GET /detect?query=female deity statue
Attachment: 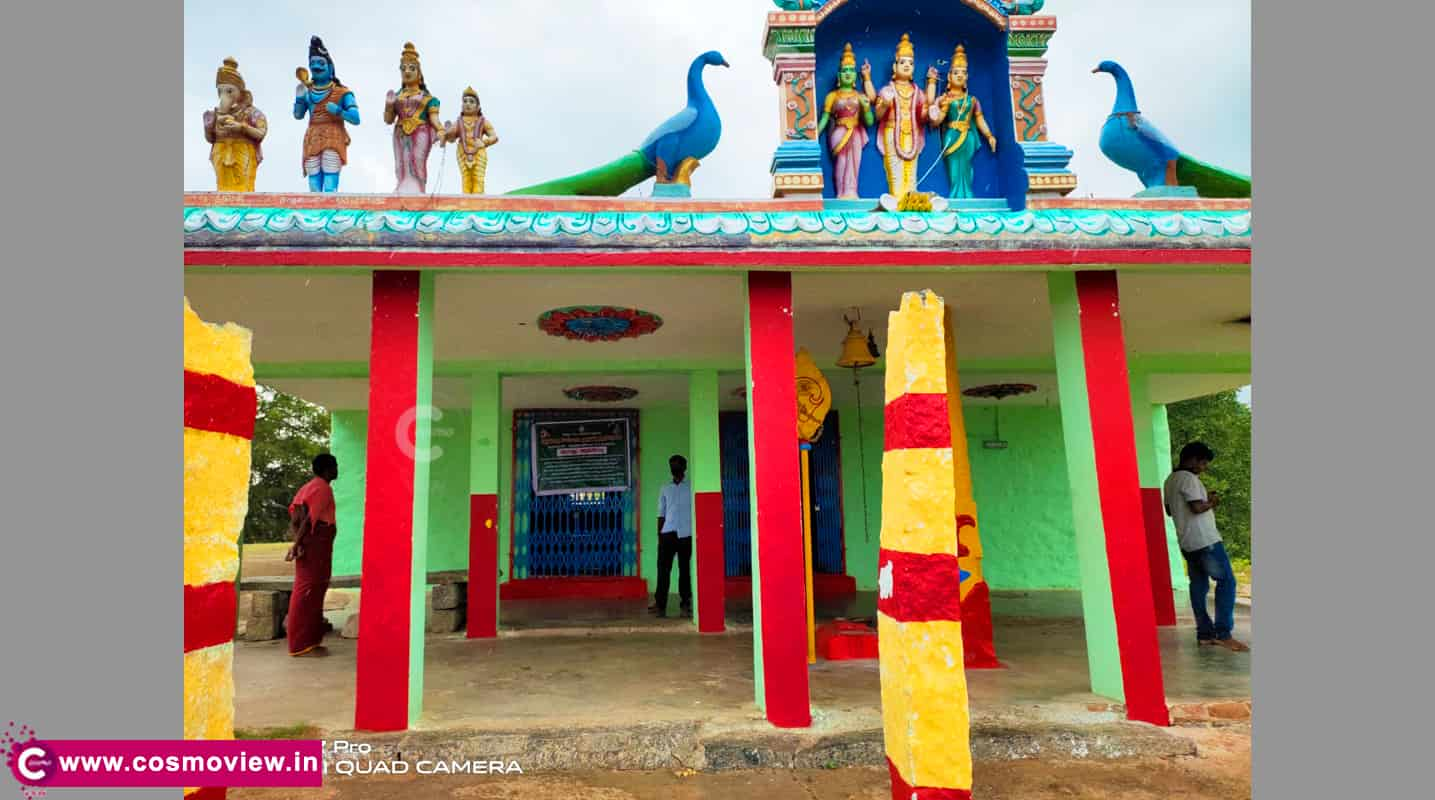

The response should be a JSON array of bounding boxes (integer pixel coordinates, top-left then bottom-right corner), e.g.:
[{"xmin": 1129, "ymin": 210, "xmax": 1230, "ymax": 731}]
[
  {"xmin": 862, "ymin": 34, "xmax": 939, "ymax": 199},
  {"xmin": 817, "ymin": 44, "xmax": 873, "ymax": 200},
  {"xmin": 293, "ymin": 36, "xmax": 360, "ymax": 193},
  {"xmin": 929, "ymin": 44, "xmax": 997, "ymax": 199},
  {"xmin": 202, "ymin": 58, "xmax": 267, "ymax": 192},
  {"xmin": 384, "ymin": 42, "xmax": 443, "ymax": 195},
  {"xmin": 441, "ymin": 87, "xmax": 500, "ymax": 195}
]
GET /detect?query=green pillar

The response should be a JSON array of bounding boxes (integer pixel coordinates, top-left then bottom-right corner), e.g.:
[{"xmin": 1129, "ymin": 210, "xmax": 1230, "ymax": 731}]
[
  {"xmin": 1151, "ymin": 404, "xmax": 1183, "ymax": 585},
  {"xmin": 467, "ymin": 371, "xmax": 502, "ymax": 637},
  {"xmin": 1048, "ymin": 273, "xmax": 1124, "ymax": 701},
  {"xmin": 408, "ymin": 272, "xmax": 436, "ymax": 724},
  {"xmin": 689, "ymin": 371, "xmax": 725, "ymax": 632}
]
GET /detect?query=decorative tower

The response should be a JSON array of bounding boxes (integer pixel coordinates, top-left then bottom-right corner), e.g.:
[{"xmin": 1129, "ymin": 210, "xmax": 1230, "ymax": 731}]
[
  {"xmin": 763, "ymin": 4, "xmax": 824, "ymax": 198},
  {"xmin": 1006, "ymin": 11, "xmax": 1078, "ymax": 196}
]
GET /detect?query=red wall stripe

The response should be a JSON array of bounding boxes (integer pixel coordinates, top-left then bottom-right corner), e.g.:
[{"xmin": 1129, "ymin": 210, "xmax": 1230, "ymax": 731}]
[
  {"xmin": 883, "ymin": 393, "xmax": 953, "ymax": 452},
  {"xmin": 183, "ymin": 371, "xmax": 256, "ymax": 440},
  {"xmin": 886, "ymin": 757, "xmax": 972, "ymax": 800},
  {"xmin": 467, "ymin": 494, "xmax": 499, "ymax": 639},
  {"xmin": 1074, "ymin": 271, "xmax": 1170, "ymax": 726},
  {"xmin": 185, "ymin": 247, "xmax": 1250, "ymax": 270},
  {"xmin": 354, "ymin": 271, "xmax": 420, "ymax": 732},
  {"xmin": 746, "ymin": 271, "xmax": 811, "ymax": 728},
  {"xmin": 876, "ymin": 549, "xmax": 963, "ymax": 623},
  {"xmin": 183, "ymin": 581, "xmax": 236, "ymax": 653},
  {"xmin": 1142, "ymin": 489, "xmax": 1178, "ymax": 626},
  {"xmin": 695, "ymin": 491, "xmax": 726, "ymax": 634}
]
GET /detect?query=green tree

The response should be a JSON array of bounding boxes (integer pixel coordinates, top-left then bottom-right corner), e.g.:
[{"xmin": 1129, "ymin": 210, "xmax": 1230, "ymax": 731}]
[
  {"xmin": 243, "ymin": 386, "xmax": 331, "ymax": 543},
  {"xmin": 1166, "ymin": 389, "xmax": 1252, "ymax": 561}
]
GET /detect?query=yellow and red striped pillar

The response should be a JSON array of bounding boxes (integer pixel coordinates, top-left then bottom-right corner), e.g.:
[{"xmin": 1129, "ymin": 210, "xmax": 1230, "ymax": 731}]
[
  {"xmin": 878, "ymin": 291, "xmax": 973, "ymax": 800},
  {"xmin": 182, "ymin": 298, "xmax": 257, "ymax": 800},
  {"xmin": 942, "ymin": 306, "xmax": 999, "ymax": 670}
]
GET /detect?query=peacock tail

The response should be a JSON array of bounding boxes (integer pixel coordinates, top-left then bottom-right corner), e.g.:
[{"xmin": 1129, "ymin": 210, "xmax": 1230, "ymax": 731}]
[
  {"xmin": 1175, "ymin": 155, "xmax": 1251, "ymax": 199},
  {"xmin": 506, "ymin": 151, "xmax": 656, "ymax": 197}
]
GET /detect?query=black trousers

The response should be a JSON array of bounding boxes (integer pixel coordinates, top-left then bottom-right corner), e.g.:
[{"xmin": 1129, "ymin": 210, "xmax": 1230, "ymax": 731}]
[{"xmin": 654, "ymin": 532, "xmax": 692, "ymax": 610}]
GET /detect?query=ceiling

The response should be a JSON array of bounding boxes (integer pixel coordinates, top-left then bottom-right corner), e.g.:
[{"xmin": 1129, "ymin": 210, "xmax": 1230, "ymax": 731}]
[{"xmin": 184, "ymin": 269, "xmax": 1249, "ymax": 411}]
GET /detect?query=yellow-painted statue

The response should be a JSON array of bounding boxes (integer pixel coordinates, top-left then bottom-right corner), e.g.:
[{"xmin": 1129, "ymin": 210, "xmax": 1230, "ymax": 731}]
[
  {"xmin": 203, "ymin": 58, "xmax": 267, "ymax": 192},
  {"xmin": 441, "ymin": 87, "xmax": 500, "ymax": 194},
  {"xmin": 863, "ymin": 34, "xmax": 937, "ymax": 199}
]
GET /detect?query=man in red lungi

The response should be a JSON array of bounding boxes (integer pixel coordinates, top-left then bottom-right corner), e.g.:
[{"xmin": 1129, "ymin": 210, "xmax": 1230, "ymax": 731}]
[{"xmin": 285, "ymin": 453, "xmax": 339, "ymax": 657}]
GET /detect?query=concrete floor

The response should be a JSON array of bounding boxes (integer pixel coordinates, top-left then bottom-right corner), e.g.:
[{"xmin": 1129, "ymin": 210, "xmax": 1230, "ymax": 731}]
[{"xmin": 235, "ymin": 591, "xmax": 1250, "ymax": 734}]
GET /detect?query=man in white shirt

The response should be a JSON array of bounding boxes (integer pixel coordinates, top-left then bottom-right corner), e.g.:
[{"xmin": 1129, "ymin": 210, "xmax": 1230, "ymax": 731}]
[
  {"xmin": 649, "ymin": 455, "xmax": 693, "ymax": 618},
  {"xmin": 1163, "ymin": 442, "xmax": 1249, "ymax": 652}
]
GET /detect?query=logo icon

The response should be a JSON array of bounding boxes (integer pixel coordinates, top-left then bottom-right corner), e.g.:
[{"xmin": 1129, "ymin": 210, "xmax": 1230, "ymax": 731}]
[{"xmin": 3, "ymin": 723, "xmax": 50, "ymax": 799}]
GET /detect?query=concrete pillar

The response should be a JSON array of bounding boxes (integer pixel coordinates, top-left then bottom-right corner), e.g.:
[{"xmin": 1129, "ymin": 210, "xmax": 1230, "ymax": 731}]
[
  {"xmin": 467, "ymin": 372, "xmax": 502, "ymax": 638},
  {"xmin": 1130, "ymin": 372, "xmax": 1177, "ymax": 626},
  {"xmin": 689, "ymin": 370, "xmax": 725, "ymax": 633},
  {"xmin": 1048, "ymin": 271, "xmax": 1169, "ymax": 726},
  {"xmin": 355, "ymin": 271, "xmax": 435, "ymax": 731},
  {"xmin": 744, "ymin": 271, "xmax": 811, "ymax": 728}
]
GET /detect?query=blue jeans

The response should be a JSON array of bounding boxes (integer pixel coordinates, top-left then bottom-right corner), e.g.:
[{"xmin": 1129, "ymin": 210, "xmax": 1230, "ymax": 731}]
[{"xmin": 1183, "ymin": 541, "xmax": 1237, "ymax": 641}]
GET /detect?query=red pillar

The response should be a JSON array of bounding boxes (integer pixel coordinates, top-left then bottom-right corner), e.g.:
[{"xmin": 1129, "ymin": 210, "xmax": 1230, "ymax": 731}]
[
  {"xmin": 467, "ymin": 494, "xmax": 499, "ymax": 638},
  {"xmin": 354, "ymin": 271, "xmax": 420, "ymax": 732},
  {"xmin": 746, "ymin": 271, "xmax": 811, "ymax": 728},
  {"xmin": 695, "ymin": 492, "xmax": 725, "ymax": 633},
  {"xmin": 1142, "ymin": 490, "xmax": 1178, "ymax": 626},
  {"xmin": 1075, "ymin": 271, "xmax": 1170, "ymax": 726}
]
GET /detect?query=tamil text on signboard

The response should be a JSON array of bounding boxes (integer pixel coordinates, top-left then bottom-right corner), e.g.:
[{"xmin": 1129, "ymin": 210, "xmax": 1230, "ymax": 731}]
[{"xmin": 532, "ymin": 418, "xmax": 632, "ymax": 496}]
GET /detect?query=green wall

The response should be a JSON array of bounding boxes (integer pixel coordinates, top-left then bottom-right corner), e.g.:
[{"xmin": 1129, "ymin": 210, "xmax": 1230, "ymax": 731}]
[
  {"xmin": 330, "ymin": 409, "xmax": 477, "ymax": 579},
  {"xmin": 839, "ymin": 401, "xmax": 1081, "ymax": 592},
  {"xmin": 333, "ymin": 398, "xmax": 1174, "ymax": 596}
]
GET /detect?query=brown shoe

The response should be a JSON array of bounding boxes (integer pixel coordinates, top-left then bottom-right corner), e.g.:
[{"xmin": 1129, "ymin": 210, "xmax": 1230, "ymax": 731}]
[
  {"xmin": 290, "ymin": 645, "xmax": 330, "ymax": 658},
  {"xmin": 1214, "ymin": 638, "xmax": 1249, "ymax": 652}
]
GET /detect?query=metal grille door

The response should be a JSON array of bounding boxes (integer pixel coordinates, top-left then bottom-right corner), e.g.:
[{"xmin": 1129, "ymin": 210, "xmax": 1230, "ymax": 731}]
[
  {"xmin": 512, "ymin": 410, "xmax": 639, "ymax": 579},
  {"xmin": 718, "ymin": 412, "xmax": 751, "ymax": 577},
  {"xmin": 718, "ymin": 411, "xmax": 846, "ymax": 577}
]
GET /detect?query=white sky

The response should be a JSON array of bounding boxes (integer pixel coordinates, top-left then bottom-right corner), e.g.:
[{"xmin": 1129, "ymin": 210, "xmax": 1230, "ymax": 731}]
[{"xmin": 184, "ymin": 0, "xmax": 1250, "ymax": 198}]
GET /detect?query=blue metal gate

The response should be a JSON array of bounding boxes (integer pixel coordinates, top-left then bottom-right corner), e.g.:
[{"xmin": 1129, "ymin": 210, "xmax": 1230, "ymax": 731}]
[
  {"xmin": 718, "ymin": 411, "xmax": 844, "ymax": 577},
  {"xmin": 512, "ymin": 410, "xmax": 639, "ymax": 579}
]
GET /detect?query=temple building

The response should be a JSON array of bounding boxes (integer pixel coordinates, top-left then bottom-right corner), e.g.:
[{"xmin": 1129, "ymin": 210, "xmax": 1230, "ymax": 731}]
[{"xmin": 185, "ymin": 0, "xmax": 1249, "ymax": 736}]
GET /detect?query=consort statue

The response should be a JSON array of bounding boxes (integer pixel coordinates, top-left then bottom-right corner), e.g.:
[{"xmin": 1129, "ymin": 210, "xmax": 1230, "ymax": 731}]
[
  {"xmin": 929, "ymin": 44, "xmax": 996, "ymax": 199},
  {"xmin": 384, "ymin": 42, "xmax": 443, "ymax": 195},
  {"xmin": 817, "ymin": 44, "xmax": 873, "ymax": 200}
]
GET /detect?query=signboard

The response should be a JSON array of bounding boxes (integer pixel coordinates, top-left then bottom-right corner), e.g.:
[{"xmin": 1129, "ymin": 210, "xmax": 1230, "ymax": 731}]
[{"xmin": 531, "ymin": 418, "xmax": 632, "ymax": 496}]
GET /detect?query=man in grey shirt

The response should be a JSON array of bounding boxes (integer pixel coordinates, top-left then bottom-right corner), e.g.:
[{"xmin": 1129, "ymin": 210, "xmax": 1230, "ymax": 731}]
[{"xmin": 1163, "ymin": 442, "xmax": 1249, "ymax": 652}]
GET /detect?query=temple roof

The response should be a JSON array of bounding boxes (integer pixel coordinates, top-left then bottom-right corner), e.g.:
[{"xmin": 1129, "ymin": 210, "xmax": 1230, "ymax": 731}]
[{"xmin": 183, "ymin": 194, "xmax": 1250, "ymax": 269}]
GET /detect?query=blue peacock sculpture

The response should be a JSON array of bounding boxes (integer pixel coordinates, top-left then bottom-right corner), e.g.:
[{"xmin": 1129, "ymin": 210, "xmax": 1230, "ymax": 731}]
[
  {"xmin": 1094, "ymin": 60, "xmax": 1250, "ymax": 198},
  {"xmin": 509, "ymin": 51, "xmax": 729, "ymax": 196}
]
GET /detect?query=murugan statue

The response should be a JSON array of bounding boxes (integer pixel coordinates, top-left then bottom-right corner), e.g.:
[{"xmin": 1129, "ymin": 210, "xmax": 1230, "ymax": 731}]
[
  {"xmin": 203, "ymin": 58, "xmax": 267, "ymax": 192},
  {"xmin": 930, "ymin": 44, "xmax": 996, "ymax": 199},
  {"xmin": 384, "ymin": 42, "xmax": 443, "ymax": 195},
  {"xmin": 817, "ymin": 44, "xmax": 873, "ymax": 200},
  {"xmin": 441, "ymin": 87, "xmax": 500, "ymax": 194},
  {"xmin": 293, "ymin": 36, "xmax": 360, "ymax": 193},
  {"xmin": 863, "ymin": 34, "xmax": 938, "ymax": 199}
]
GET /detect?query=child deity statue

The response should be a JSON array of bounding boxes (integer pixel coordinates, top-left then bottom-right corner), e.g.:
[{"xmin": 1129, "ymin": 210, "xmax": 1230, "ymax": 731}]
[
  {"xmin": 817, "ymin": 44, "xmax": 873, "ymax": 200},
  {"xmin": 441, "ymin": 87, "xmax": 499, "ymax": 194},
  {"xmin": 929, "ymin": 44, "xmax": 996, "ymax": 199},
  {"xmin": 293, "ymin": 36, "xmax": 360, "ymax": 193},
  {"xmin": 862, "ymin": 33, "xmax": 938, "ymax": 199},
  {"xmin": 203, "ymin": 58, "xmax": 267, "ymax": 192},
  {"xmin": 384, "ymin": 42, "xmax": 443, "ymax": 195}
]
